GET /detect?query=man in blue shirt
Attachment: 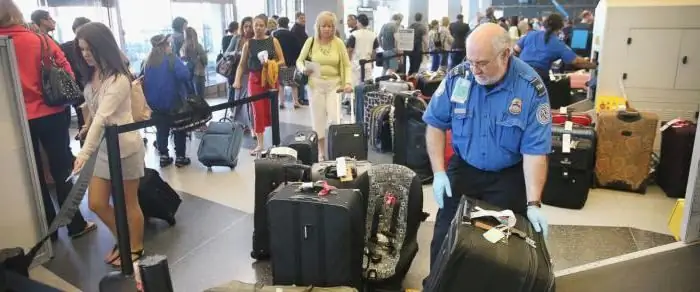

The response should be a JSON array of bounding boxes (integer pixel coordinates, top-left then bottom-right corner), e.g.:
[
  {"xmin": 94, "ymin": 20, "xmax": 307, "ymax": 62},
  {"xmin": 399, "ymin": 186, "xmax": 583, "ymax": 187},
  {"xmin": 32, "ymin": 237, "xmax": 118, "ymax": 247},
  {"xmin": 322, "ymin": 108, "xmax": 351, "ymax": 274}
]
[{"xmin": 423, "ymin": 23, "xmax": 551, "ymax": 270}]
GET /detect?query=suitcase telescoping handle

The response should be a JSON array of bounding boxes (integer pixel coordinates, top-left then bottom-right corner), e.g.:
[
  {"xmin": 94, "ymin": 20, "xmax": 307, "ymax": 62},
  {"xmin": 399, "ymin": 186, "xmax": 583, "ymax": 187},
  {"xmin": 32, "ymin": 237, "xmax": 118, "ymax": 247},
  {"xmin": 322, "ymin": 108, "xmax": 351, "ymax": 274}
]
[
  {"xmin": 335, "ymin": 88, "xmax": 355, "ymax": 125},
  {"xmin": 281, "ymin": 163, "xmax": 311, "ymax": 184}
]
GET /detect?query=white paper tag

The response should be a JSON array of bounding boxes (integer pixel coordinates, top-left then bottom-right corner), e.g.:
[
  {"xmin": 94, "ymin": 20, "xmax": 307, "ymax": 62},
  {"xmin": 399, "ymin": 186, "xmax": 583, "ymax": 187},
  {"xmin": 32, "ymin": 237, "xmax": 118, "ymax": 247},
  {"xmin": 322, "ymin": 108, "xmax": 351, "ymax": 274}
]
[
  {"xmin": 470, "ymin": 207, "xmax": 517, "ymax": 228},
  {"xmin": 336, "ymin": 157, "xmax": 347, "ymax": 177},
  {"xmin": 294, "ymin": 135, "xmax": 306, "ymax": 142},
  {"xmin": 483, "ymin": 228, "xmax": 506, "ymax": 244},
  {"xmin": 564, "ymin": 121, "xmax": 574, "ymax": 132},
  {"xmin": 559, "ymin": 107, "xmax": 567, "ymax": 114},
  {"xmin": 270, "ymin": 147, "xmax": 298, "ymax": 159},
  {"xmin": 562, "ymin": 133, "xmax": 572, "ymax": 153}
]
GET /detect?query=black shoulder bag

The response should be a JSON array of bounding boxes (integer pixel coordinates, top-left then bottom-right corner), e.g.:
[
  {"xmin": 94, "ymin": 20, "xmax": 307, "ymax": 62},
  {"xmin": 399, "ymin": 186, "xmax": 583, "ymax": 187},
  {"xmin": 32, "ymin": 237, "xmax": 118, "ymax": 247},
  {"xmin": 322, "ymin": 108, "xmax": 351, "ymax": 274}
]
[
  {"xmin": 293, "ymin": 37, "xmax": 315, "ymax": 86},
  {"xmin": 167, "ymin": 57, "xmax": 212, "ymax": 132},
  {"xmin": 37, "ymin": 33, "xmax": 83, "ymax": 106}
]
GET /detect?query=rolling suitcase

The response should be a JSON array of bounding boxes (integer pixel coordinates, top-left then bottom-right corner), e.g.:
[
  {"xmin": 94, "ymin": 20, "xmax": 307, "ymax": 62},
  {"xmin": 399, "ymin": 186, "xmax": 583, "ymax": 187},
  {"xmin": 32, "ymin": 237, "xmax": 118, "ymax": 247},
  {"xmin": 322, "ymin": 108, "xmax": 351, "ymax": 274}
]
[
  {"xmin": 548, "ymin": 75, "xmax": 572, "ymax": 110},
  {"xmin": 392, "ymin": 92, "xmax": 433, "ymax": 183},
  {"xmin": 416, "ymin": 71, "xmax": 445, "ymax": 97},
  {"xmin": 268, "ymin": 181, "xmax": 365, "ymax": 290},
  {"xmin": 197, "ymin": 121, "xmax": 244, "ymax": 169},
  {"xmin": 657, "ymin": 120, "xmax": 696, "ymax": 198},
  {"xmin": 139, "ymin": 168, "xmax": 181, "ymax": 226},
  {"xmin": 551, "ymin": 107, "xmax": 593, "ymax": 126},
  {"xmin": 595, "ymin": 110, "xmax": 658, "ymax": 193},
  {"xmin": 424, "ymin": 197, "xmax": 555, "ymax": 292},
  {"xmin": 354, "ymin": 81, "xmax": 380, "ymax": 126},
  {"xmin": 376, "ymin": 74, "xmax": 412, "ymax": 93},
  {"xmin": 369, "ymin": 104, "xmax": 393, "ymax": 152},
  {"xmin": 310, "ymin": 159, "xmax": 372, "ymax": 189},
  {"xmin": 542, "ymin": 124, "xmax": 596, "ymax": 209},
  {"xmin": 328, "ymin": 92, "xmax": 368, "ymax": 160},
  {"xmin": 363, "ymin": 91, "xmax": 394, "ymax": 136},
  {"xmin": 251, "ymin": 149, "xmax": 303, "ymax": 260},
  {"xmin": 283, "ymin": 130, "xmax": 319, "ymax": 166}
]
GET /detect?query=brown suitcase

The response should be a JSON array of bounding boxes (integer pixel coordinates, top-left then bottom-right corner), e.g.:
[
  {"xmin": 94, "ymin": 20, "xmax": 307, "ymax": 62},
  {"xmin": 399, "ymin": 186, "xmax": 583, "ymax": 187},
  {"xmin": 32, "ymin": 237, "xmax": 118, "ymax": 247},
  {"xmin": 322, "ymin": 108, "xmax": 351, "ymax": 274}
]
[{"xmin": 594, "ymin": 110, "xmax": 659, "ymax": 193}]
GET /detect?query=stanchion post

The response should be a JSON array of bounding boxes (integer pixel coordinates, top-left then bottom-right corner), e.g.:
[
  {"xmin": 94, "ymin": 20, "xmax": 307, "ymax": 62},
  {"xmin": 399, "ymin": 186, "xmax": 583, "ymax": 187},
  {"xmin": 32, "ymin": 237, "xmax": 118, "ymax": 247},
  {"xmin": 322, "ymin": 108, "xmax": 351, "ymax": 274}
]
[
  {"xmin": 105, "ymin": 124, "xmax": 134, "ymax": 275},
  {"xmin": 359, "ymin": 59, "xmax": 367, "ymax": 82},
  {"xmin": 269, "ymin": 90, "xmax": 281, "ymax": 146}
]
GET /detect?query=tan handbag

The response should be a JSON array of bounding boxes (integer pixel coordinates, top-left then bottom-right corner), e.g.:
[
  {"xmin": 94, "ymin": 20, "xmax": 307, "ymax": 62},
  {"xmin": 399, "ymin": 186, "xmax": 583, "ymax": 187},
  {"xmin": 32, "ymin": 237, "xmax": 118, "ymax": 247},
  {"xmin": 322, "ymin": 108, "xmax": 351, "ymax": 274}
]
[{"xmin": 130, "ymin": 78, "xmax": 151, "ymax": 122}]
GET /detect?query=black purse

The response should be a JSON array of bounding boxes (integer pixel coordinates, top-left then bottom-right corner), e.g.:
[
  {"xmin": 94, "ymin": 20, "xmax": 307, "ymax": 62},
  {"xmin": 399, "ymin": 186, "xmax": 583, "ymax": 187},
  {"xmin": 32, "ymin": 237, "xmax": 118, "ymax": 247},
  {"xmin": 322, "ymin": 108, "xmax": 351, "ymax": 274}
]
[
  {"xmin": 293, "ymin": 37, "xmax": 314, "ymax": 86},
  {"xmin": 36, "ymin": 33, "xmax": 82, "ymax": 107},
  {"xmin": 166, "ymin": 57, "xmax": 212, "ymax": 132}
]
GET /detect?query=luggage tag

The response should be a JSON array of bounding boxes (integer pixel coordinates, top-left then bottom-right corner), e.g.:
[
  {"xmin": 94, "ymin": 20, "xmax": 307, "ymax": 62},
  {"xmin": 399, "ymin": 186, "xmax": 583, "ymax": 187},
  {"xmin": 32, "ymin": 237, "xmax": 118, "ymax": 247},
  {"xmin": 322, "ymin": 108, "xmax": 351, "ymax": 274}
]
[
  {"xmin": 336, "ymin": 157, "xmax": 354, "ymax": 182},
  {"xmin": 483, "ymin": 227, "xmax": 507, "ymax": 244}
]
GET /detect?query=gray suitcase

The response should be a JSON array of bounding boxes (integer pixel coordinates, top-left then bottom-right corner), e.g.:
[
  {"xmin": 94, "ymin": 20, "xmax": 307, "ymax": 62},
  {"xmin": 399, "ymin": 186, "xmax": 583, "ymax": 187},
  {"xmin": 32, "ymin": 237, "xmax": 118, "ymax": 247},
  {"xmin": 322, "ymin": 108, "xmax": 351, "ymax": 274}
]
[{"xmin": 197, "ymin": 122, "xmax": 244, "ymax": 169}]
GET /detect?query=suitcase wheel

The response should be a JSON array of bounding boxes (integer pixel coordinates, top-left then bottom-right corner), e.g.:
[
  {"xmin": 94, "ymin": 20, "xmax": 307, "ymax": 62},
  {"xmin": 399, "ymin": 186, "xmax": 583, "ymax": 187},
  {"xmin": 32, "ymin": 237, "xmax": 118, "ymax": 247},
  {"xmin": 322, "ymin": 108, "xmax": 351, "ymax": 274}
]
[{"xmin": 250, "ymin": 250, "xmax": 270, "ymax": 260}]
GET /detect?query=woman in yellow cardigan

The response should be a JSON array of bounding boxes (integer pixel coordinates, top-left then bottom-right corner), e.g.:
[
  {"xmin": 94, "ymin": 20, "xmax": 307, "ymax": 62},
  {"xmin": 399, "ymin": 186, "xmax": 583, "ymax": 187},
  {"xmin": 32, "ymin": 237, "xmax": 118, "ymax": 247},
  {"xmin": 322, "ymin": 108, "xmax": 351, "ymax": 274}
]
[{"xmin": 296, "ymin": 11, "xmax": 353, "ymax": 161}]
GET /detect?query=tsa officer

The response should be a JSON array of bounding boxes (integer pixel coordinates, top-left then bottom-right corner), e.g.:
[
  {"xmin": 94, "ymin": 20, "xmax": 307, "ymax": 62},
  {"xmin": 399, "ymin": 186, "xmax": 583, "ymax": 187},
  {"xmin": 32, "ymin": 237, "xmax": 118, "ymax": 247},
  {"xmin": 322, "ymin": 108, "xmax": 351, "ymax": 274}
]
[
  {"xmin": 513, "ymin": 13, "xmax": 596, "ymax": 89},
  {"xmin": 422, "ymin": 23, "xmax": 551, "ymax": 269}
]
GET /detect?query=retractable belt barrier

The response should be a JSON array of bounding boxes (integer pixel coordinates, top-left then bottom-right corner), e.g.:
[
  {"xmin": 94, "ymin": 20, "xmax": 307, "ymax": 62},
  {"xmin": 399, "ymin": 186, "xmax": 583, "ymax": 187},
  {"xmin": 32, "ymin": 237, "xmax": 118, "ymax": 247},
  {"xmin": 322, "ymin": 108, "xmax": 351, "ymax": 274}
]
[
  {"xmin": 99, "ymin": 89, "xmax": 280, "ymax": 292},
  {"xmin": 358, "ymin": 49, "xmax": 466, "ymax": 82}
]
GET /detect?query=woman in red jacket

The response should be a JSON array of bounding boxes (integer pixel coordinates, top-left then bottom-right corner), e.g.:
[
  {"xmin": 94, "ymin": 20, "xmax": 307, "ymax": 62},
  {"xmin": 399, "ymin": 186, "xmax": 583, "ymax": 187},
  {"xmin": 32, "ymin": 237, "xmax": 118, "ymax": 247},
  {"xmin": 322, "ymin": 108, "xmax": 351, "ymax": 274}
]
[{"xmin": 0, "ymin": 0, "xmax": 96, "ymax": 240}]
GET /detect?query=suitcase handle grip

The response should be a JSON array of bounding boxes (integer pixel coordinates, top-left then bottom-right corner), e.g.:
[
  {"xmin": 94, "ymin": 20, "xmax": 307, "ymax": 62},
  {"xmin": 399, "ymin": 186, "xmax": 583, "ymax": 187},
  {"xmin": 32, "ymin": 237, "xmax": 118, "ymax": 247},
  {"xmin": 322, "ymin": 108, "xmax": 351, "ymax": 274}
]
[
  {"xmin": 282, "ymin": 163, "xmax": 311, "ymax": 183},
  {"xmin": 617, "ymin": 110, "xmax": 641, "ymax": 122}
]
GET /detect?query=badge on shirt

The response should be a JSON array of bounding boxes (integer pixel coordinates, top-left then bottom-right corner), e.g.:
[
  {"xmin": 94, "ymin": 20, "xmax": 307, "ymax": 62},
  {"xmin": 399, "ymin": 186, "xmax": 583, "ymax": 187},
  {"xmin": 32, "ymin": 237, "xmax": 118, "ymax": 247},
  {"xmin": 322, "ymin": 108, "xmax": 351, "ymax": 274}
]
[
  {"xmin": 453, "ymin": 107, "xmax": 467, "ymax": 115},
  {"xmin": 536, "ymin": 103, "xmax": 551, "ymax": 125},
  {"xmin": 450, "ymin": 78, "xmax": 471, "ymax": 104},
  {"xmin": 509, "ymin": 98, "xmax": 522, "ymax": 115}
]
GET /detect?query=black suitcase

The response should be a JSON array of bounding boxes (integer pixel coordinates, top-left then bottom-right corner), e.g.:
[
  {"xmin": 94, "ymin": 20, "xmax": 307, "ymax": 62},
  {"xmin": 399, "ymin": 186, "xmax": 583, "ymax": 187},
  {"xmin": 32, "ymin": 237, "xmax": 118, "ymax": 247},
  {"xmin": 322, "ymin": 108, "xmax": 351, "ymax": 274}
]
[
  {"xmin": 425, "ymin": 197, "xmax": 555, "ymax": 292},
  {"xmin": 392, "ymin": 93, "xmax": 433, "ymax": 183},
  {"xmin": 327, "ymin": 124, "xmax": 368, "ymax": 160},
  {"xmin": 251, "ymin": 152, "xmax": 303, "ymax": 260},
  {"xmin": 139, "ymin": 168, "xmax": 182, "ymax": 226},
  {"xmin": 548, "ymin": 75, "xmax": 572, "ymax": 110},
  {"xmin": 283, "ymin": 130, "xmax": 319, "ymax": 166},
  {"xmin": 542, "ymin": 125, "xmax": 596, "ymax": 209},
  {"xmin": 369, "ymin": 104, "xmax": 393, "ymax": 153},
  {"xmin": 657, "ymin": 121, "xmax": 696, "ymax": 198},
  {"xmin": 268, "ymin": 183, "xmax": 365, "ymax": 290}
]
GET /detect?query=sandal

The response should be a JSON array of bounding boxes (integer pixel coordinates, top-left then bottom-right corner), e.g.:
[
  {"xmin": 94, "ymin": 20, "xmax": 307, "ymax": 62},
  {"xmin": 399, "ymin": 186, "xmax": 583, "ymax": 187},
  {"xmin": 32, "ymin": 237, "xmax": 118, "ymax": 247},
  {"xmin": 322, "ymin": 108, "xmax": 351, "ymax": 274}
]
[
  {"xmin": 104, "ymin": 245, "xmax": 119, "ymax": 264},
  {"xmin": 110, "ymin": 249, "xmax": 145, "ymax": 268},
  {"xmin": 70, "ymin": 222, "xmax": 97, "ymax": 239},
  {"xmin": 249, "ymin": 147, "xmax": 263, "ymax": 156}
]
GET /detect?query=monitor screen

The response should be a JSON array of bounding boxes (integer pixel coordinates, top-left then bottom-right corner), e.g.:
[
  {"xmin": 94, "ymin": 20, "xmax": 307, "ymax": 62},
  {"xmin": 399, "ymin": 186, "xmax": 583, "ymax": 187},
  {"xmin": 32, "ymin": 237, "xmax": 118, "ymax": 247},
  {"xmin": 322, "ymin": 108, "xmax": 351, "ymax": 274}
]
[{"xmin": 571, "ymin": 29, "xmax": 590, "ymax": 50}]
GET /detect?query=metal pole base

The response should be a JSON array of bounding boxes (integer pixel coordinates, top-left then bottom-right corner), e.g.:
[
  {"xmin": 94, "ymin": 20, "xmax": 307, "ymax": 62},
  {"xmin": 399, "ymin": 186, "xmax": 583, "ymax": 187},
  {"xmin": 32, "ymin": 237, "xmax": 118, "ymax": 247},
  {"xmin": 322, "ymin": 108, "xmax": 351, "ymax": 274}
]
[{"xmin": 99, "ymin": 271, "xmax": 138, "ymax": 292}]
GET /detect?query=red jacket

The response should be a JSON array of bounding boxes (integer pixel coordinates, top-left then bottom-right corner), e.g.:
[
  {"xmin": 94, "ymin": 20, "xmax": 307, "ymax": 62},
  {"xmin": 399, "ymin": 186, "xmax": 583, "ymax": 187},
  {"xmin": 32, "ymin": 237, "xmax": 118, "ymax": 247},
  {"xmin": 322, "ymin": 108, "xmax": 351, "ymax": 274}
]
[{"xmin": 0, "ymin": 25, "xmax": 74, "ymax": 120}]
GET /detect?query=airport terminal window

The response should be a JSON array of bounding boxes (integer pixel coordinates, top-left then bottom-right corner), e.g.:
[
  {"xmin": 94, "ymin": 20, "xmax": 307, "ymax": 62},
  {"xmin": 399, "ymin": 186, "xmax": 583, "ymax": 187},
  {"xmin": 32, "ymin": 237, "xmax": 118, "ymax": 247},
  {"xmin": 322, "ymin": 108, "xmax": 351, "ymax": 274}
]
[
  {"xmin": 428, "ymin": 0, "xmax": 448, "ymax": 24},
  {"xmin": 14, "ymin": 0, "xmax": 40, "ymax": 20},
  {"xmin": 236, "ymin": 0, "xmax": 265, "ymax": 21},
  {"xmin": 48, "ymin": 5, "xmax": 110, "ymax": 43},
  {"xmin": 118, "ymin": 0, "xmax": 173, "ymax": 73}
]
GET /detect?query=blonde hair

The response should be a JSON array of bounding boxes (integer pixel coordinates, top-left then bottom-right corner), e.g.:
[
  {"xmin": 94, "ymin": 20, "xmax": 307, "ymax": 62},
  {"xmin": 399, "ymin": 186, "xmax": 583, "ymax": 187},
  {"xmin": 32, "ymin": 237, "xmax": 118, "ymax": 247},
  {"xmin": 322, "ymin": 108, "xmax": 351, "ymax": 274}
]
[
  {"xmin": 314, "ymin": 11, "xmax": 337, "ymax": 39},
  {"xmin": 440, "ymin": 16, "xmax": 450, "ymax": 27},
  {"xmin": 267, "ymin": 18, "xmax": 278, "ymax": 30},
  {"xmin": 0, "ymin": 0, "xmax": 25, "ymax": 28}
]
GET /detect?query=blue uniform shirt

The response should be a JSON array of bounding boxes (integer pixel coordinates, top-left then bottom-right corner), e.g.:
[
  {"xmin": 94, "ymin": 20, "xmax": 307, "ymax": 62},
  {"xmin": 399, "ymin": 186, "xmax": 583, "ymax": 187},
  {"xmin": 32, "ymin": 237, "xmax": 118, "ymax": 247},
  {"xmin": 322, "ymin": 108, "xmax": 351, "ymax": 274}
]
[
  {"xmin": 423, "ymin": 57, "xmax": 552, "ymax": 172},
  {"xmin": 517, "ymin": 30, "xmax": 577, "ymax": 72}
]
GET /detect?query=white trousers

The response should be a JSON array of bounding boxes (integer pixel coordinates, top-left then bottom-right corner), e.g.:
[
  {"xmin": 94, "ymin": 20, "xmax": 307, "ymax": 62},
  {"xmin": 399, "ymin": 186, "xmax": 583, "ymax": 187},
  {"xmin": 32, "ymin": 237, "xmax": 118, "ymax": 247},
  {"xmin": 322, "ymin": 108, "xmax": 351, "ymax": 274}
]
[{"xmin": 309, "ymin": 77, "xmax": 340, "ymax": 140}]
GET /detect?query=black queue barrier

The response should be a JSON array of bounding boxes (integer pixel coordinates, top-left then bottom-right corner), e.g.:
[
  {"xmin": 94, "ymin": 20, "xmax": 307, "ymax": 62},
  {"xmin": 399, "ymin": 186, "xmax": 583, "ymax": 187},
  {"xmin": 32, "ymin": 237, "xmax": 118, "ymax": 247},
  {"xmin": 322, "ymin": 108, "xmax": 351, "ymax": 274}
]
[
  {"xmin": 99, "ymin": 90, "xmax": 280, "ymax": 292},
  {"xmin": 358, "ymin": 49, "xmax": 466, "ymax": 82}
]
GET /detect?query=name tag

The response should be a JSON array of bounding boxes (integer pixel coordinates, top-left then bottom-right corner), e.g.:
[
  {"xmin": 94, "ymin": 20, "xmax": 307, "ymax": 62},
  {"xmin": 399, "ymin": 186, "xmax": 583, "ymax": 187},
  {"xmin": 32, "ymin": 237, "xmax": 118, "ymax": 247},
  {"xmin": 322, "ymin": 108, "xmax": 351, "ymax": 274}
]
[
  {"xmin": 450, "ymin": 78, "xmax": 471, "ymax": 104},
  {"xmin": 454, "ymin": 107, "xmax": 467, "ymax": 115}
]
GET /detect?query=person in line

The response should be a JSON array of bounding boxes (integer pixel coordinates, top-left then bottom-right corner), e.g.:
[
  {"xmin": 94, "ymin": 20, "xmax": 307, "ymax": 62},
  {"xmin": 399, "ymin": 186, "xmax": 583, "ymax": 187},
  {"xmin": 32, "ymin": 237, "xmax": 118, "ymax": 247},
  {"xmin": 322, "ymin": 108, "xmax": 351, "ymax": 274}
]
[
  {"xmin": 422, "ymin": 23, "xmax": 551, "ymax": 276},
  {"xmin": 225, "ymin": 16, "xmax": 254, "ymax": 132},
  {"xmin": 448, "ymin": 14, "xmax": 470, "ymax": 69},
  {"xmin": 143, "ymin": 34, "xmax": 193, "ymax": 168},
  {"xmin": 233, "ymin": 14, "xmax": 286, "ymax": 155},
  {"xmin": 273, "ymin": 16, "xmax": 303, "ymax": 109},
  {"xmin": 508, "ymin": 16, "xmax": 521, "ymax": 40},
  {"xmin": 346, "ymin": 14, "xmax": 358, "ymax": 34},
  {"xmin": 378, "ymin": 13, "xmax": 403, "ymax": 75},
  {"xmin": 427, "ymin": 19, "xmax": 442, "ymax": 71},
  {"xmin": 221, "ymin": 21, "xmax": 238, "ymax": 59},
  {"xmin": 182, "ymin": 27, "xmax": 208, "ymax": 99},
  {"xmin": 513, "ymin": 13, "xmax": 596, "ymax": 89},
  {"xmin": 60, "ymin": 17, "xmax": 92, "ymax": 145},
  {"xmin": 266, "ymin": 17, "xmax": 278, "ymax": 36},
  {"xmin": 296, "ymin": 11, "xmax": 353, "ymax": 161},
  {"xmin": 407, "ymin": 13, "xmax": 427, "ymax": 75},
  {"xmin": 517, "ymin": 19, "xmax": 531, "ymax": 37},
  {"xmin": 30, "ymin": 9, "xmax": 55, "ymax": 37},
  {"xmin": 480, "ymin": 7, "xmax": 498, "ymax": 25},
  {"xmin": 578, "ymin": 10, "xmax": 594, "ymax": 29},
  {"xmin": 291, "ymin": 12, "xmax": 309, "ymax": 105},
  {"xmin": 72, "ymin": 22, "xmax": 146, "ymax": 267},
  {"xmin": 0, "ymin": 0, "xmax": 96, "ymax": 242},
  {"xmin": 171, "ymin": 17, "xmax": 188, "ymax": 58},
  {"xmin": 346, "ymin": 13, "xmax": 378, "ymax": 85},
  {"xmin": 438, "ymin": 17, "xmax": 453, "ymax": 69}
]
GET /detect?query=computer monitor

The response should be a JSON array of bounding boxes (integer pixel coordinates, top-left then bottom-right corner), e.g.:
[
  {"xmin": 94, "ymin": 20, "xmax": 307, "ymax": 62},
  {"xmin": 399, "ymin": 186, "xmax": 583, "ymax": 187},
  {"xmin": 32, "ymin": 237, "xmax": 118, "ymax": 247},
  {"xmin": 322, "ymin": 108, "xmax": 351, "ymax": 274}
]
[{"xmin": 570, "ymin": 29, "xmax": 590, "ymax": 50}]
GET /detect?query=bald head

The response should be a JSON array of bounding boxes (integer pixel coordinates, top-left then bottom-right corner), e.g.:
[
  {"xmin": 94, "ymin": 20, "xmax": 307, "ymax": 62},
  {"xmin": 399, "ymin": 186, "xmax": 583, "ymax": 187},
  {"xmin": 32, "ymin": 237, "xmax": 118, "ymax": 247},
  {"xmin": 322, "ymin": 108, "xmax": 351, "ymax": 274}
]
[{"xmin": 466, "ymin": 23, "xmax": 513, "ymax": 85}]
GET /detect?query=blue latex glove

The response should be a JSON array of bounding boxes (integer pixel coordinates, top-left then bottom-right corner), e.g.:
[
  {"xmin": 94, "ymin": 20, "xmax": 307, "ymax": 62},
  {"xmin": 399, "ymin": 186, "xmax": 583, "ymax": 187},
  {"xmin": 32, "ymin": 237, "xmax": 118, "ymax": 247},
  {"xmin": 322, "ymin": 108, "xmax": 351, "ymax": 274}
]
[
  {"xmin": 526, "ymin": 206, "xmax": 549, "ymax": 239},
  {"xmin": 432, "ymin": 171, "xmax": 452, "ymax": 209}
]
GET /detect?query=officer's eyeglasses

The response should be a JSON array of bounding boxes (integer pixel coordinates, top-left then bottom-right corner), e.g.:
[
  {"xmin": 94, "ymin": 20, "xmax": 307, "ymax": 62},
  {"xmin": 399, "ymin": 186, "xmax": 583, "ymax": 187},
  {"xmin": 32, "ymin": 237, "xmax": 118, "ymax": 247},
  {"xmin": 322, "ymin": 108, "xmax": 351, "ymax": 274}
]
[{"xmin": 466, "ymin": 50, "xmax": 506, "ymax": 70}]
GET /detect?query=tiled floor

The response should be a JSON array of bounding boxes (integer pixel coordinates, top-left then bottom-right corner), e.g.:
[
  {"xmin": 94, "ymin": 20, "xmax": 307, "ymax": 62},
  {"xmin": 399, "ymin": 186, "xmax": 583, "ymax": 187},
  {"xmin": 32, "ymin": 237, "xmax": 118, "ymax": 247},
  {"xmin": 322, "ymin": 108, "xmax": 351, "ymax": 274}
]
[{"xmin": 33, "ymin": 96, "xmax": 679, "ymax": 291}]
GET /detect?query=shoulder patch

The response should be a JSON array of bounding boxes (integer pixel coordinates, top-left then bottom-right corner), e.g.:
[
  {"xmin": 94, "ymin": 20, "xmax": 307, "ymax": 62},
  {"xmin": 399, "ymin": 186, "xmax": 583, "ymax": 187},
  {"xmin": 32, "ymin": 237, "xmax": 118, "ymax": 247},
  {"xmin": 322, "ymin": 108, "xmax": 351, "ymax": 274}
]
[
  {"xmin": 530, "ymin": 77, "xmax": 547, "ymax": 97},
  {"xmin": 434, "ymin": 79, "xmax": 447, "ymax": 96},
  {"xmin": 448, "ymin": 63, "xmax": 469, "ymax": 78},
  {"xmin": 536, "ymin": 103, "xmax": 551, "ymax": 125}
]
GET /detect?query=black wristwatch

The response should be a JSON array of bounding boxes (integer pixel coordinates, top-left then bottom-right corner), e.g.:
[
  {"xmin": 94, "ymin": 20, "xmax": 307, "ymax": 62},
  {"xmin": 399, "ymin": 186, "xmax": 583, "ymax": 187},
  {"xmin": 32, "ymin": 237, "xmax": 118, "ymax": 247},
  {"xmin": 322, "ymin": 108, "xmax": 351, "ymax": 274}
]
[{"xmin": 527, "ymin": 201, "xmax": 542, "ymax": 208}]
